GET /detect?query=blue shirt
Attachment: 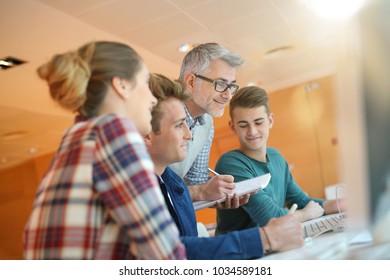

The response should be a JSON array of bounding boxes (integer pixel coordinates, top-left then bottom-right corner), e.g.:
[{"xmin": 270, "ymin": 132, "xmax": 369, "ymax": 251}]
[{"xmin": 160, "ymin": 167, "xmax": 264, "ymax": 260}]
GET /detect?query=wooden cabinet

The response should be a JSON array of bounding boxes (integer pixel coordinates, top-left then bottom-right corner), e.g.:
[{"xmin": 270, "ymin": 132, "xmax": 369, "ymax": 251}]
[{"xmin": 267, "ymin": 75, "xmax": 340, "ymax": 198}]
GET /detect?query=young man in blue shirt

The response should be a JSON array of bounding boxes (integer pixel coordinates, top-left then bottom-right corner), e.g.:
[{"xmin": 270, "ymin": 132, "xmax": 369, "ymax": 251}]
[{"xmin": 143, "ymin": 74, "xmax": 304, "ymax": 259}]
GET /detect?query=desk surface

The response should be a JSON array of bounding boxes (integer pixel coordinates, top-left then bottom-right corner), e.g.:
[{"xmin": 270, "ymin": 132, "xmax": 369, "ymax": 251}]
[{"xmin": 262, "ymin": 228, "xmax": 390, "ymax": 260}]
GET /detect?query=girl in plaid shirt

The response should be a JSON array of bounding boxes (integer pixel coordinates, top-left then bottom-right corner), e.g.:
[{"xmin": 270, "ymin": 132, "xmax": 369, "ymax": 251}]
[{"xmin": 23, "ymin": 41, "xmax": 186, "ymax": 260}]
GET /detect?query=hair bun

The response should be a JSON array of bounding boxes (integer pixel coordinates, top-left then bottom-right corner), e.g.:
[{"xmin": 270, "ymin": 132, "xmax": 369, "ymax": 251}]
[{"xmin": 37, "ymin": 48, "xmax": 92, "ymax": 112}]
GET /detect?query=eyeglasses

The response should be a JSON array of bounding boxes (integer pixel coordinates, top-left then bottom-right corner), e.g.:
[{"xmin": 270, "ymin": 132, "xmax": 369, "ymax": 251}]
[{"xmin": 193, "ymin": 73, "xmax": 239, "ymax": 95}]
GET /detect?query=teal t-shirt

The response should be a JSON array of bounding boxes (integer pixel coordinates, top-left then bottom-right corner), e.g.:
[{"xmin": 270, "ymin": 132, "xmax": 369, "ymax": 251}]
[{"xmin": 215, "ymin": 147, "xmax": 323, "ymax": 234}]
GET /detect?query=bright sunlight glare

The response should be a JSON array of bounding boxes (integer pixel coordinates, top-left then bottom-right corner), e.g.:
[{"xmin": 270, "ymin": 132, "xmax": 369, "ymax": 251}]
[{"xmin": 300, "ymin": 0, "xmax": 366, "ymax": 20}]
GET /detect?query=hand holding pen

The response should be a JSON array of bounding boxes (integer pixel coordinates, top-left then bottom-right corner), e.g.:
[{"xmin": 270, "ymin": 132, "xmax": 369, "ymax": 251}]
[
  {"xmin": 207, "ymin": 167, "xmax": 251, "ymax": 209},
  {"xmin": 208, "ymin": 167, "xmax": 220, "ymax": 176}
]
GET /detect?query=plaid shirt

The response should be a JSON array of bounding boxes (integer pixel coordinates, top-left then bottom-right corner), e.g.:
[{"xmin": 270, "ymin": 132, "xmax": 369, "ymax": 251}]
[
  {"xmin": 183, "ymin": 105, "xmax": 214, "ymax": 185},
  {"xmin": 24, "ymin": 114, "xmax": 186, "ymax": 260}
]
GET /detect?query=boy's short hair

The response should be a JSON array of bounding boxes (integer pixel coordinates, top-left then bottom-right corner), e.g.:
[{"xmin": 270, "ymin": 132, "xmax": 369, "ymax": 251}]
[
  {"xmin": 229, "ymin": 86, "xmax": 270, "ymax": 119},
  {"xmin": 149, "ymin": 73, "xmax": 192, "ymax": 133}
]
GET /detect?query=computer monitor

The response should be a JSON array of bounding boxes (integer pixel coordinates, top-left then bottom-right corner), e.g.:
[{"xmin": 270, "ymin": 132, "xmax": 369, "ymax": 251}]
[
  {"xmin": 361, "ymin": 0, "xmax": 390, "ymax": 222},
  {"xmin": 336, "ymin": 0, "xmax": 390, "ymax": 233}
]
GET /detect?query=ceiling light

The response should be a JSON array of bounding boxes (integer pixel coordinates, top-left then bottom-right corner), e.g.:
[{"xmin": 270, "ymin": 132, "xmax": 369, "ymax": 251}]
[
  {"xmin": 178, "ymin": 43, "xmax": 196, "ymax": 53},
  {"xmin": 262, "ymin": 45, "xmax": 295, "ymax": 59},
  {"xmin": 0, "ymin": 56, "xmax": 27, "ymax": 70},
  {"xmin": 300, "ymin": 0, "xmax": 366, "ymax": 20}
]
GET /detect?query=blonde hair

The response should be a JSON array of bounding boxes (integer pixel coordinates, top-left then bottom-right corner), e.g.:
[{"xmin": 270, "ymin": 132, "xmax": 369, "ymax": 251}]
[
  {"xmin": 149, "ymin": 73, "xmax": 192, "ymax": 133},
  {"xmin": 37, "ymin": 41, "xmax": 143, "ymax": 117}
]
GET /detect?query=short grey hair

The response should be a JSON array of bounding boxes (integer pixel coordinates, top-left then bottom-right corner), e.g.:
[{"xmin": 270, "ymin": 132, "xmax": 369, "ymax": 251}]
[{"xmin": 179, "ymin": 43, "xmax": 244, "ymax": 81}]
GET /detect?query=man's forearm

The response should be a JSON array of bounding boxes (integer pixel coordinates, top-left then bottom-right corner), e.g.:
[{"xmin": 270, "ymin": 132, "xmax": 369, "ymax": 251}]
[{"xmin": 189, "ymin": 184, "xmax": 206, "ymax": 202}]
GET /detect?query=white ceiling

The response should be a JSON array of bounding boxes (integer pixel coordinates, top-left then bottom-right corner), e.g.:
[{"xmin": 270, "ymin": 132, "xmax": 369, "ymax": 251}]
[{"xmin": 0, "ymin": 0, "xmax": 362, "ymax": 170}]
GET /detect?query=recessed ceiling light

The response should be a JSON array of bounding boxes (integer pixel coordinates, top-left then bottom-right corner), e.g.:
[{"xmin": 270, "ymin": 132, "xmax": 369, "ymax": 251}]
[
  {"xmin": 247, "ymin": 82, "xmax": 257, "ymax": 86},
  {"xmin": 0, "ymin": 56, "xmax": 27, "ymax": 70},
  {"xmin": 262, "ymin": 45, "xmax": 295, "ymax": 59},
  {"xmin": 178, "ymin": 43, "xmax": 196, "ymax": 53}
]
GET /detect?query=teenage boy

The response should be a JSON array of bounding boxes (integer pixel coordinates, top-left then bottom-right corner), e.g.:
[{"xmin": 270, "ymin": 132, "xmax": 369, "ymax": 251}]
[{"xmin": 215, "ymin": 86, "xmax": 345, "ymax": 234}]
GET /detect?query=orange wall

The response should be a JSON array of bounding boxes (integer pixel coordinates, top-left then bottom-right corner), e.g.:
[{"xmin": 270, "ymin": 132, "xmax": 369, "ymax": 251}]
[
  {"xmin": 0, "ymin": 153, "xmax": 53, "ymax": 259},
  {"xmin": 267, "ymin": 75, "xmax": 341, "ymax": 197}
]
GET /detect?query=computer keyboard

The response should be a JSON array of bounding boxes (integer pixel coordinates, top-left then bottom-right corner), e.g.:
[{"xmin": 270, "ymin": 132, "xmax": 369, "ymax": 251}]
[{"xmin": 303, "ymin": 212, "xmax": 346, "ymax": 238}]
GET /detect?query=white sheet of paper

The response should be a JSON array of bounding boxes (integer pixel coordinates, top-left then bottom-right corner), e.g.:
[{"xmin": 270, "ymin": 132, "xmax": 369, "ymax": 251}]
[{"xmin": 193, "ymin": 173, "xmax": 271, "ymax": 211}]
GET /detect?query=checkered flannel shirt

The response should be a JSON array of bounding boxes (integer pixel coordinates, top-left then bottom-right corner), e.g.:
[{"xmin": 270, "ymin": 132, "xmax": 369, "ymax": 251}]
[{"xmin": 24, "ymin": 114, "xmax": 186, "ymax": 260}]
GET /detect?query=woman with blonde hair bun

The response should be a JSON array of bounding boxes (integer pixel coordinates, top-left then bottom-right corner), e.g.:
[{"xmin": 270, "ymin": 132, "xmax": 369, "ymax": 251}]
[{"xmin": 24, "ymin": 41, "xmax": 186, "ymax": 260}]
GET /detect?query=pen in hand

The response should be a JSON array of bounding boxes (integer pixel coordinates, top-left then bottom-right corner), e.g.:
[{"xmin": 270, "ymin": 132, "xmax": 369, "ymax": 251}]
[
  {"xmin": 208, "ymin": 167, "xmax": 220, "ymax": 176},
  {"xmin": 289, "ymin": 203, "xmax": 298, "ymax": 214}
]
